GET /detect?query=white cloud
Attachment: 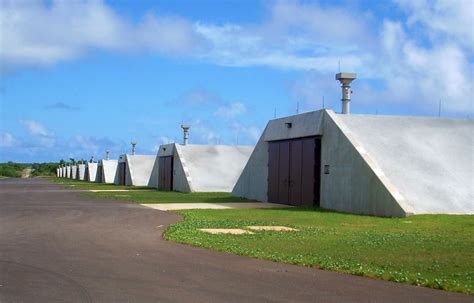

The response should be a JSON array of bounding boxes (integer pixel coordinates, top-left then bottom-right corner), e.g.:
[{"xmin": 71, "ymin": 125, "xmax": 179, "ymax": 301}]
[
  {"xmin": 0, "ymin": 0, "xmax": 205, "ymax": 71},
  {"xmin": 194, "ymin": 1, "xmax": 373, "ymax": 72},
  {"xmin": 230, "ymin": 122, "xmax": 261, "ymax": 144},
  {"xmin": 0, "ymin": 132, "xmax": 18, "ymax": 147},
  {"xmin": 395, "ymin": 0, "xmax": 474, "ymax": 50},
  {"xmin": 214, "ymin": 102, "xmax": 247, "ymax": 118},
  {"xmin": 1, "ymin": 0, "xmax": 472, "ymax": 115},
  {"xmin": 19, "ymin": 119, "xmax": 52, "ymax": 136}
]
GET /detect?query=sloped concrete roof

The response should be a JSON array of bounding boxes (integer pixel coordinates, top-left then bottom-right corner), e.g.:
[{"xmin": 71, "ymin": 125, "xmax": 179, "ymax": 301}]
[{"xmin": 337, "ymin": 114, "xmax": 474, "ymax": 214}]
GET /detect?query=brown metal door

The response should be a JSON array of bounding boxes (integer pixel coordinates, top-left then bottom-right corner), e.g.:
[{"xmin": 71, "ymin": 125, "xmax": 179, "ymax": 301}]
[
  {"xmin": 301, "ymin": 138, "xmax": 316, "ymax": 206},
  {"xmin": 119, "ymin": 163, "xmax": 126, "ymax": 185},
  {"xmin": 267, "ymin": 137, "xmax": 321, "ymax": 207},
  {"xmin": 277, "ymin": 141, "xmax": 290, "ymax": 204},
  {"xmin": 314, "ymin": 138, "xmax": 321, "ymax": 206},
  {"xmin": 159, "ymin": 156, "xmax": 173, "ymax": 191},
  {"xmin": 267, "ymin": 142, "xmax": 280, "ymax": 203},
  {"xmin": 289, "ymin": 140, "xmax": 303, "ymax": 205}
]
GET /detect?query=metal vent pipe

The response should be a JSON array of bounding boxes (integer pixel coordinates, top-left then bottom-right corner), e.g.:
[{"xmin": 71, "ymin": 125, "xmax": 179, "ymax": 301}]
[
  {"xmin": 181, "ymin": 125, "xmax": 190, "ymax": 145},
  {"xmin": 336, "ymin": 72, "xmax": 357, "ymax": 114}
]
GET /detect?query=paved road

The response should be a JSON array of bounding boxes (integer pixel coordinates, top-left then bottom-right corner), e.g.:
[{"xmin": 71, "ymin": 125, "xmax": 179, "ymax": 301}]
[{"xmin": 0, "ymin": 178, "xmax": 471, "ymax": 302}]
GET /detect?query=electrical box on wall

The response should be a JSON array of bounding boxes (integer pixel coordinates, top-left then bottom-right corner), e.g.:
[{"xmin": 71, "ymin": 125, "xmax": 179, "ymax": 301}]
[{"xmin": 324, "ymin": 165, "xmax": 330, "ymax": 174}]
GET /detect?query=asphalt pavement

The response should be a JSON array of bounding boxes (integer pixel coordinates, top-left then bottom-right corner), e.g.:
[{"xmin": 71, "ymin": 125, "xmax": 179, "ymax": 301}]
[{"xmin": 0, "ymin": 178, "xmax": 471, "ymax": 302}]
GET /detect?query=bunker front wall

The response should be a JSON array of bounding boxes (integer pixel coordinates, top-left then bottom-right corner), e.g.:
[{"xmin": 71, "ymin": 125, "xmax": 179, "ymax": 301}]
[
  {"xmin": 157, "ymin": 144, "xmax": 191, "ymax": 193},
  {"xmin": 77, "ymin": 164, "xmax": 86, "ymax": 180},
  {"xmin": 125, "ymin": 155, "xmax": 156, "ymax": 187},
  {"xmin": 86, "ymin": 163, "xmax": 98, "ymax": 182},
  {"xmin": 175, "ymin": 144, "xmax": 254, "ymax": 192},
  {"xmin": 101, "ymin": 160, "xmax": 118, "ymax": 184},
  {"xmin": 70, "ymin": 166, "xmax": 77, "ymax": 179}
]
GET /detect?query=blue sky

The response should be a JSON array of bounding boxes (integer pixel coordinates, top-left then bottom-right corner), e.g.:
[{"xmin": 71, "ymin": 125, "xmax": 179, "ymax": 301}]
[{"xmin": 1, "ymin": 0, "xmax": 473, "ymax": 162}]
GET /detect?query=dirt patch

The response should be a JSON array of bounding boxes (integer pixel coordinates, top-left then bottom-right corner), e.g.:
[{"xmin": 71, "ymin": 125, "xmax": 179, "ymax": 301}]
[
  {"xmin": 21, "ymin": 168, "xmax": 34, "ymax": 178},
  {"xmin": 199, "ymin": 229, "xmax": 255, "ymax": 235}
]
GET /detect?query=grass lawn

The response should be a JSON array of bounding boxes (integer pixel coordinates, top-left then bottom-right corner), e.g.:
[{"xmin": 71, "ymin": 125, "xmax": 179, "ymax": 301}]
[
  {"xmin": 46, "ymin": 177, "xmax": 152, "ymax": 190},
  {"xmin": 81, "ymin": 190, "xmax": 252, "ymax": 203},
  {"xmin": 166, "ymin": 207, "xmax": 474, "ymax": 294},
  {"xmin": 48, "ymin": 177, "xmax": 252, "ymax": 203}
]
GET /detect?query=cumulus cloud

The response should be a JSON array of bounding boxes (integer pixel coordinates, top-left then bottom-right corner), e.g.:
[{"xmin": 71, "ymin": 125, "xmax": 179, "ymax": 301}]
[
  {"xmin": 214, "ymin": 102, "xmax": 247, "ymax": 118},
  {"xmin": 19, "ymin": 119, "xmax": 52, "ymax": 136},
  {"xmin": 194, "ymin": 1, "xmax": 372, "ymax": 72},
  {"xmin": 0, "ymin": 0, "xmax": 205, "ymax": 71},
  {"xmin": 0, "ymin": 132, "xmax": 18, "ymax": 148},
  {"xmin": 1, "ymin": 0, "xmax": 472, "ymax": 115}
]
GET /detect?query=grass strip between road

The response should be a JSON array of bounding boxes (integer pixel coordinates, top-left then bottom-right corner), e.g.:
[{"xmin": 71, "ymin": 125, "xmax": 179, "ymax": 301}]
[
  {"xmin": 48, "ymin": 177, "xmax": 251, "ymax": 203},
  {"xmin": 165, "ymin": 208, "xmax": 474, "ymax": 294},
  {"xmin": 80, "ymin": 191, "xmax": 252, "ymax": 203},
  {"xmin": 46, "ymin": 176, "xmax": 152, "ymax": 190}
]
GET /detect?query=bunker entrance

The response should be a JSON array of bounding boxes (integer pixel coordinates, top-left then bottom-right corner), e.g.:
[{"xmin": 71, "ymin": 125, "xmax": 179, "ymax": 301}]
[
  {"xmin": 268, "ymin": 137, "xmax": 321, "ymax": 207},
  {"xmin": 118, "ymin": 162, "xmax": 126, "ymax": 185},
  {"xmin": 158, "ymin": 156, "xmax": 173, "ymax": 191}
]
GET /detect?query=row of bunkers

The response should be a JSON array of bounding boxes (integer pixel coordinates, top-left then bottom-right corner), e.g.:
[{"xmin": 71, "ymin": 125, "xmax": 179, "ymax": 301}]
[
  {"xmin": 57, "ymin": 143, "xmax": 255, "ymax": 193},
  {"xmin": 56, "ymin": 73, "xmax": 473, "ymax": 217}
]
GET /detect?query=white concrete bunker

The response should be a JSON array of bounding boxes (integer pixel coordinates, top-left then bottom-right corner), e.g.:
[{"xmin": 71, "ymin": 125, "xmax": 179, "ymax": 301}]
[
  {"xmin": 157, "ymin": 143, "xmax": 254, "ymax": 192},
  {"xmin": 76, "ymin": 164, "xmax": 86, "ymax": 180},
  {"xmin": 85, "ymin": 162, "xmax": 99, "ymax": 182},
  {"xmin": 115, "ymin": 154, "xmax": 157, "ymax": 187},
  {"xmin": 232, "ymin": 109, "xmax": 474, "ymax": 217},
  {"xmin": 99, "ymin": 159, "xmax": 118, "ymax": 184}
]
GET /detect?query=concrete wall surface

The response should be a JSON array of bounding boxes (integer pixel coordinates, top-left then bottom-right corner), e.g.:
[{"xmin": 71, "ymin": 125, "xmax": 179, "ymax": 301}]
[
  {"xmin": 77, "ymin": 164, "xmax": 86, "ymax": 180},
  {"xmin": 176, "ymin": 144, "xmax": 254, "ymax": 192},
  {"xmin": 86, "ymin": 163, "xmax": 98, "ymax": 182},
  {"xmin": 101, "ymin": 160, "xmax": 118, "ymax": 184},
  {"xmin": 337, "ymin": 114, "xmax": 474, "ymax": 214},
  {"xmin": 125, "ymin": 155, "xmax": 156, "ymax": 187},
  {"xmin": 70, "ymin": 165, "xmax": 77, "ymax": 179}
]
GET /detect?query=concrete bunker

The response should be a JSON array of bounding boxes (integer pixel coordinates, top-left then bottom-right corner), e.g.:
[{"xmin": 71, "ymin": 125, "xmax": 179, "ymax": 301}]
[
  {"xmin": 115, "ymin": 154, "xmax": 156, "ymax": 187},
  {"xmin": 157, "ymin": 143, "xmax": 254, "ymax": 192},
  {"xmin": 77, "ymin": 164, "xmax": 86, "ymax": 180},
  {"xmin": 99, "ymin": 159, "xmax": 118, "ymax": 184},
  {"xmin": 232, "ymin": 109, "xmax": 474, "ymax": 217},
  {"xmin": 70, "ymin": 165, "xmax": 77, "ymax": 179},
  {"xmin": 65, "ymin": 166, "xmax": 71, "ymax": 178},
  {"xmin": 85, "ymin": 162, "xmax": 99, "ymax": 182}
]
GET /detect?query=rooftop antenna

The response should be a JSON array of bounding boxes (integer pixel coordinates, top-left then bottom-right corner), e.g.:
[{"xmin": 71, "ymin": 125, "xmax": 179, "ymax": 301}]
[
  {"xmin": 181, "ymin": 124, "xmax": 190, "ymax": 145},
  {"xmin": 131, "ymin": 142, "xmax": 137, "ymax": 155},
  {"xmin": 296, "ymin": 102, "xmax": 300, "ymax": 114},
  {"xmin": 322, "ymin": 96, "xmax": 325, "ymax": 109},
  {"xmin": 105, "ymin": 150, "xmax": 110, "ymax": 160},
  {"xmin": 274, "ymin": 107, "xmax": 276, "ymax": 119},
  {"xmin": 336, "ymin": 72, "xmax": 357, "ymax": 114},
  {"xmin": 338, "ymin": 60, "xmax": 341, "ymax": 72}
]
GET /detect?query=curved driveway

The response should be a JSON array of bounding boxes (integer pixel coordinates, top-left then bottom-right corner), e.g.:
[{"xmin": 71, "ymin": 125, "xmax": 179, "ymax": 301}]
[{"xmin": 0, "ymin": 178, "xmax": 471, "ymax": 302}]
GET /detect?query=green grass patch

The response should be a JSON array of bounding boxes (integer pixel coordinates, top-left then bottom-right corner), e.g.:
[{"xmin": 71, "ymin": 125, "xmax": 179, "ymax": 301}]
[
  {"xmin": 48, "ymin": 177, "xmax": 251, "ymax": 203},
  {"xmin": 46, "ymin": 177, "xmax": 151, "ymax": 190},
  {"xmin": 166, "ymin": 207, "xmax": 474, "ymax": 294},
  {"xmin": 81, "ymin": 190, "xmax": 252, "ymax": 203}
]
